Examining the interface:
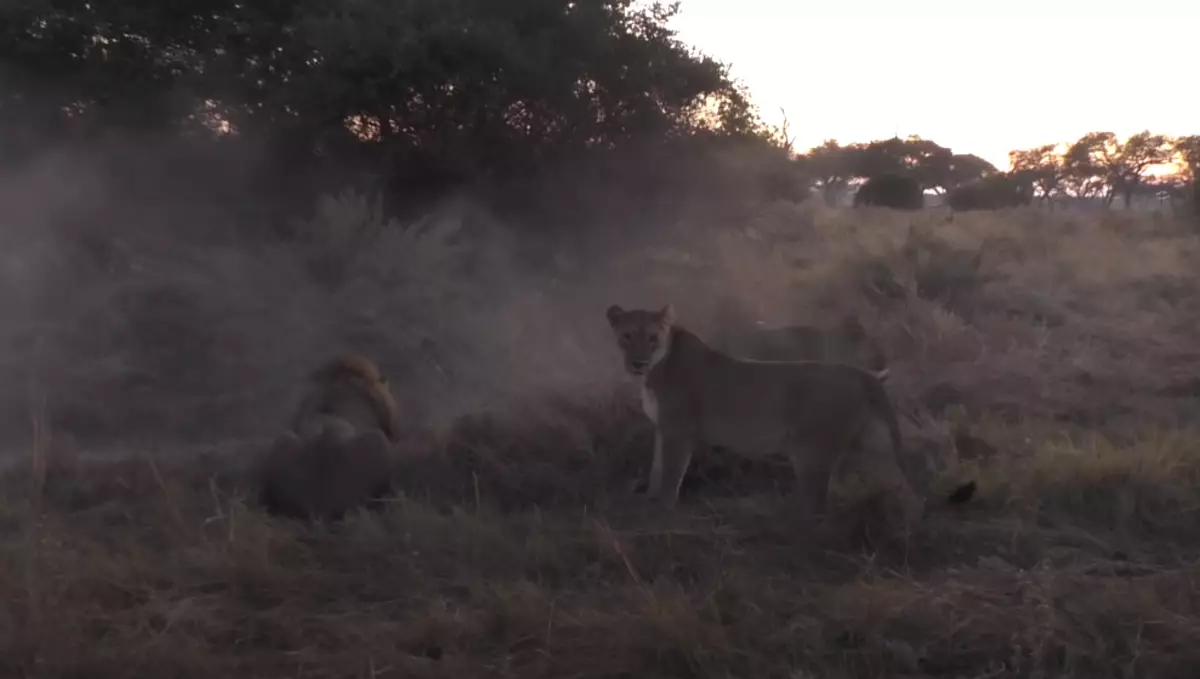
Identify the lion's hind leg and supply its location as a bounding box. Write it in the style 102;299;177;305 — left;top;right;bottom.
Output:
847;419;925;530
787;442;838;520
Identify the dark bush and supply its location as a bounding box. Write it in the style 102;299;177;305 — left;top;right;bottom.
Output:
853;173;924;210
948;173;1034;211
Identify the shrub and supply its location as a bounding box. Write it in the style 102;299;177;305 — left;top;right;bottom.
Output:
853;173;924;210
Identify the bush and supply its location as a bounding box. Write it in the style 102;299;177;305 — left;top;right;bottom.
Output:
948;173;1035;211
853;173;924;210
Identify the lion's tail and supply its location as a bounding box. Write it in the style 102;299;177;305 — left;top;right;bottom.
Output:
860;370;977;506
860;370;903;455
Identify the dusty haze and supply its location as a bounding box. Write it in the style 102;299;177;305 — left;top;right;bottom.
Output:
0;134;821;459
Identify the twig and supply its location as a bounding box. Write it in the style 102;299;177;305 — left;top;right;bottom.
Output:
144;448;191;538
594;519;652;604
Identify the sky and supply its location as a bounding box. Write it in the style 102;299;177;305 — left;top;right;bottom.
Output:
667;0;1199;170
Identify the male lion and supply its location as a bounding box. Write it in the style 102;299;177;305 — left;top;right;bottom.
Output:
253;353;402;520
290;353;402;444
254;423;395;521
605;304;974;527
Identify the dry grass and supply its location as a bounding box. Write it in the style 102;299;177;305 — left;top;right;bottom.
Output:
4;165;1200;677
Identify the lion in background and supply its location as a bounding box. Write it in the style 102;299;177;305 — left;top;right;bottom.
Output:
605;303;974;531
253;353;403;521
713;314;890;379
706;299;890;379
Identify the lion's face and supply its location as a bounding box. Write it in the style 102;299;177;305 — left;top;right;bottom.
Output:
605;304;675;376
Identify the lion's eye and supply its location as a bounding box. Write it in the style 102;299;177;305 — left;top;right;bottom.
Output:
648;336;658;346
622;332;633;342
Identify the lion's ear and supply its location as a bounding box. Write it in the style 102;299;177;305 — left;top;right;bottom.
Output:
605;304;624;327
659;304;676;326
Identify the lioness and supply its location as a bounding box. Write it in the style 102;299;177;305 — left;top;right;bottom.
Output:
290;353;402;444
605;304;974;526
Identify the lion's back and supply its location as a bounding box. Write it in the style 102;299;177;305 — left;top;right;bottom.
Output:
700;358;885;439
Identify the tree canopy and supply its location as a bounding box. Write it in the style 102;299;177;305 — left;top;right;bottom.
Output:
0;0;765;190
800;132;1194;212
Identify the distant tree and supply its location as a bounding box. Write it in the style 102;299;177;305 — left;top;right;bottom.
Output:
1114;131;1176;208
1008;144;1064;203
1176;135;1200;176
947;172;1034;211
1063;131;1174;208
943;153;1001;193
1062;134;1114;201
854;136;954;193
1177;135;1200;218
1140;174;1191;211
853;173;924;210
804;140;862;205
799;136;996;201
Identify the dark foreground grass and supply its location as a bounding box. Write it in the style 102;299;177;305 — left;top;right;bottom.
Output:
6;402;1200;679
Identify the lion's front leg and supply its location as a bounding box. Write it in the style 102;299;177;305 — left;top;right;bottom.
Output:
642;430;666;498
653;429;696;508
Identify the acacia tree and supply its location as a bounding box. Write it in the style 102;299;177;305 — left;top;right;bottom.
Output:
1063;131;1174;207
804;140;862;205
943;153;1000;193
1009;144;1064;203
1176;135;1200;179
853;136;954;192
1177;135;1200;217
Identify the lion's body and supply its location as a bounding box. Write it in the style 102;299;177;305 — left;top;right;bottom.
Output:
290;353;401;444
255;426;395;521
606;305;970;526
255;353;402;521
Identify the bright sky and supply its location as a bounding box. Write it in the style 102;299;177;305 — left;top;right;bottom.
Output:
668;1;1199;170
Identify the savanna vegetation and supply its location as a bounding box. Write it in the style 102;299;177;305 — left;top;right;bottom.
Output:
3;2;1200;677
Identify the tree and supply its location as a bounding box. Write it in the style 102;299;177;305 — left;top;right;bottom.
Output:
1115;131;1176;208
1008;144;1063;203
943;153;1000;193
1176;135;1200;180
0;0;765;188
1063;131;1174;208
1177;136;1200;219
804;140;862;206
1062;133;1114;202
854;136;954;193
853;173;924;210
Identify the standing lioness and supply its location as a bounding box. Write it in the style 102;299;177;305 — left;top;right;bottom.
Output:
605;304;973;526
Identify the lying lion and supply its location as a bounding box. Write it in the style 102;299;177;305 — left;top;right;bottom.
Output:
290;353;402;444
605;304;975;529
253;353;402;521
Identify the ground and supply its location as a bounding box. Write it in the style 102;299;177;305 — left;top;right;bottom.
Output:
4;199;1200;678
